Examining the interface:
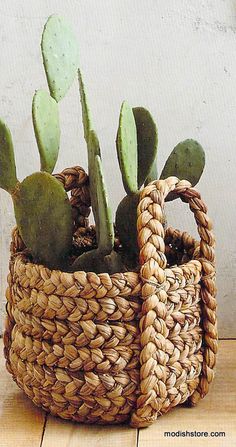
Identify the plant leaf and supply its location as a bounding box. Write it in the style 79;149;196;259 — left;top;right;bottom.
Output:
0;119;18;193
95;154;114;254
32;90;60;173
160;139;205;201
133;107;158;188
144;155;158;186
13;172;73;269
41;14;79;102
116;101;138;194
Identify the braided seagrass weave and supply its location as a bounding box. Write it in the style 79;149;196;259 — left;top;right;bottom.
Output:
4;166;217;428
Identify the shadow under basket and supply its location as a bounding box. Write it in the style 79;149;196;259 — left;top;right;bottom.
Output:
3;166;217;428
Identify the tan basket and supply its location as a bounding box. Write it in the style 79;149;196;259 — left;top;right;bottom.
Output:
3;166;217;428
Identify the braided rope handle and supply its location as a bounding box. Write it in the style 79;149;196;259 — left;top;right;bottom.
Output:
54;166;91;229
131;177;217;427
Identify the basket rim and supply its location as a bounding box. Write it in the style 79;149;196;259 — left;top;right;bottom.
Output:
10;225;203;290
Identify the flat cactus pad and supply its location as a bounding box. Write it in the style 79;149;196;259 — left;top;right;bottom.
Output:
13;172;73;269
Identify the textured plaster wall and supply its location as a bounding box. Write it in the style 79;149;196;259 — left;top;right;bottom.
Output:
0;0;235;336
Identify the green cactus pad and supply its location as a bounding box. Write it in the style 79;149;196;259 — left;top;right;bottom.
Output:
160;139;205;200
95;155;114;254
13;172;73;269
87;130;101;240
71;249;100;272
78;71;103;243
133;107;158;188
78;69;93;142
144;156;158;186
0;119;18;193
116;101;138;195
115;192;140;257
32;90;60;173
71;248;124;274
41;15;79;102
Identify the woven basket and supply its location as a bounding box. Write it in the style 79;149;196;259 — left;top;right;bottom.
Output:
3;166;217;428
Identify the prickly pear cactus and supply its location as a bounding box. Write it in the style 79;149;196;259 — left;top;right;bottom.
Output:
41;14;79;102
78;70;93;143
13;172;73;269
115;104;158;258
72;70;123;273
78;71;101;239
71;247;124;274
95;155;114;255
32;90;60;173
116;101;138;194
133;107;158;188
144;156;158;185
160;139;205;200
115;193;140;258
0;119;18;192
0;13;207;276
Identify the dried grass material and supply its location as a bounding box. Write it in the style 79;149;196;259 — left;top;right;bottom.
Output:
4;169;217;427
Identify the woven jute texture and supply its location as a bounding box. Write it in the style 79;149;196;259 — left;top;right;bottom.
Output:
3;167;217;428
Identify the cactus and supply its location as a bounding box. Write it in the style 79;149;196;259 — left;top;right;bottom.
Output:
78;71;100;236
72;156;123;273
32;90;60;173
160;139;205;189
0;119;18;193
115;193;140;258
13;172;73;269
116;109;205;259
115;104;158;258
0;119;73;269
133;107;158;188
94;154;114;255
0;14;78;271
145;155;158;185
71;72;123;273
41;14;79;102
0;13;207;275
116;101;138;194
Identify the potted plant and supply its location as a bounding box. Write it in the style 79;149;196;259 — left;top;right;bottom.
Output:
1;15;217;427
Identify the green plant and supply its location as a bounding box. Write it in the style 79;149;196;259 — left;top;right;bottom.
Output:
71;72;122;273
115;107;205;259
0;15;79;269
0;118;73;269
0;14;206;274
41;14;79;102
115;103;158;261
0;14;122;273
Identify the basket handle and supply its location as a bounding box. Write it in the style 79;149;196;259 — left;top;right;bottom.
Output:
137;176;215;271
54;166;91;229
131;177;217;427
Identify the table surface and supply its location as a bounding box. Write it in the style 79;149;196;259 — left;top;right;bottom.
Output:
0;339;235;447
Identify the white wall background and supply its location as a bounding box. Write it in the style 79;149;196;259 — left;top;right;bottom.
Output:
0;0;235;337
